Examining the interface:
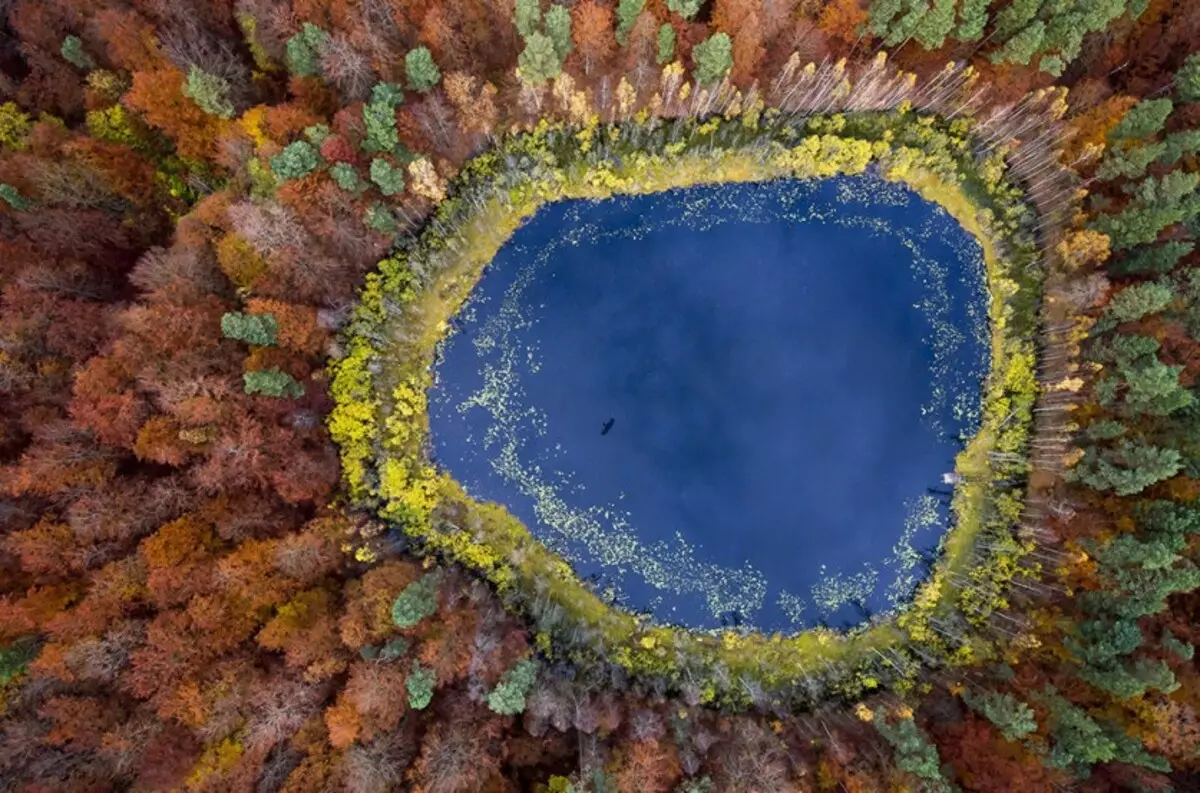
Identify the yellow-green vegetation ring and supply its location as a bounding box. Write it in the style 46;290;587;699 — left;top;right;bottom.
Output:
330;110;1044;709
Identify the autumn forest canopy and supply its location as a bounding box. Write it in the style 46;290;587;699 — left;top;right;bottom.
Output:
3;0;1200;792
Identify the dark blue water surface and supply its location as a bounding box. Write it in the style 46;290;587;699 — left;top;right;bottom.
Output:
429;176;988;632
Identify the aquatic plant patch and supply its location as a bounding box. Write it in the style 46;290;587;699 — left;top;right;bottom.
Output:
330;111;1044;708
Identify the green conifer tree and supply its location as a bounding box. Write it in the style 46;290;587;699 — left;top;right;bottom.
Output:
1074;439;1182;495
961;690;1038;741
1109;98;1174;142
1176;52;1200;102
873;710;952;791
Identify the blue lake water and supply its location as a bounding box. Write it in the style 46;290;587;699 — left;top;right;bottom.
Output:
428;175;988;632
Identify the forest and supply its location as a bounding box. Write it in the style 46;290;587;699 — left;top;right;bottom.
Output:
1;0;1200;792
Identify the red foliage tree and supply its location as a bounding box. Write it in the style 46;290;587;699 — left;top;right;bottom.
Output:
409;697;506;793
573;0;616;77
124;68;228;161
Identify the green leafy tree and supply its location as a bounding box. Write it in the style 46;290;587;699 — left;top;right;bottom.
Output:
406;47;441;92
656;24;676;65
61;35;93;70
1177;52;1200;102
615;0;646;46
270;140;321;180
1040;55;1066;78
371;82;406;108
545;5;573;61
370;158;406;196
487;659;538;715
515;0;542;37
365;203;398;234
406;662;436;709
692;33;733;85
286;23;328;77
243;368;304;398
518;32;564;83
961;690;1038;741
221;312;278;346
304;124;330;145
667;0;702;19
391;573;439;628
184;66;236;119
363;84;404;154
868;0;904;39
1074;438;1182;495
1109;98;1174;141
330;162;367;194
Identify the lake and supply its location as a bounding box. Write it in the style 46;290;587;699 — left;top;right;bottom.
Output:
428;175;988;632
